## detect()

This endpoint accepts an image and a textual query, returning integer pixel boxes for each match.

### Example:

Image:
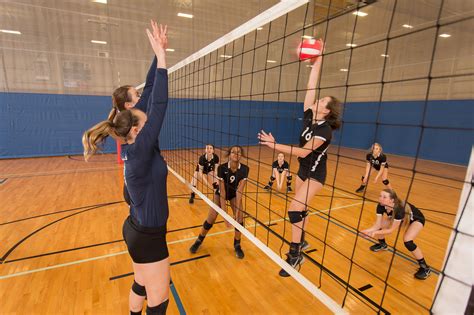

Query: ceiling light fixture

[381,54,389,57]
[166,48,175,52]
[340,68,349,72]
[302,35,314,39]
[353,11,368,17]
[177,13,193,19]
[402,24,414,29]
[256,27,263,31]
[91,40,107,44]
[92,0,107,4]
[266,60,277,63]
[220,55,232,58]
[346,43,357,47]
[0,29,21,35]
[439,33,451,38]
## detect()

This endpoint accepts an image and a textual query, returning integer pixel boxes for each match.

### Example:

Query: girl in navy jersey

[264,152,293,193]
[189,146,249,259]
[189,144,220,204]
[360,189,431,280]
[258,40,342,277]
[83,21,171,314]
[355,143,392,193]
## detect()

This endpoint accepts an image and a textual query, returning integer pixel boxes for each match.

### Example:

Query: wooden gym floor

[0,146,466,314]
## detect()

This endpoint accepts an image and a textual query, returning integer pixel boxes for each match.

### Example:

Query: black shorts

[297,164,326,185]
[195,164,213,175]
[122,215,168,264]
[409,206,426,226]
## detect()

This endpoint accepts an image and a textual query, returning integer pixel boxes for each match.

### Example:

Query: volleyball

[297,38,323,61]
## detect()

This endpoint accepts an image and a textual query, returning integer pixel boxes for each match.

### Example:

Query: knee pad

[382,179,390,185]
[146,300,169,315]
[131,280,146,297]
[203,220,213,231]
[270,176,276,181]
[404,240,417,252]
[288,211,303,224]
[287,175,292,181]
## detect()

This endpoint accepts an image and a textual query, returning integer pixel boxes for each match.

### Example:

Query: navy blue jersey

[134,56,157,113]
[298,109,332,173]
[121,68,169,228]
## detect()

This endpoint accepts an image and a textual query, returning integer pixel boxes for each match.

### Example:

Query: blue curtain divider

[1,92,472,165]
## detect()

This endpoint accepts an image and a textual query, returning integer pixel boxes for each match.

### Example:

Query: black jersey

[366,153,388,171]
[198,153,219,174]
[272,160,289,173]
[376,203,424,224]
[217,162,249,200]
[298,109,332,173]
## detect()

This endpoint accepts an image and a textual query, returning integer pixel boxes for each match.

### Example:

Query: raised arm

[134,56,157,113]
[133,21,168,150]
[303,39,324,112]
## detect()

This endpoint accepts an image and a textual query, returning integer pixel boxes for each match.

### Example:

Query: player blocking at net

[258,39,342,277]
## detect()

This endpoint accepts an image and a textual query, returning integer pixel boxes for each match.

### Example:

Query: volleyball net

[142,0,473,313]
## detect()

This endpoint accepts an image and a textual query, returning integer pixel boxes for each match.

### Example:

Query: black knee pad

[270,176,276,181]
[212,182,219,190]
[382,179,390,185]
[404,240,417,252]
[131,280,146,297]
[203,220,213,231]
[287,175,292,181]
[288,211,303,224]
[146,300,169,315]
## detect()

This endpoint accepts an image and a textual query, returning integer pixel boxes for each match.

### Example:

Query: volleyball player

[360,189,431,280]
[83,21,171,314]
[258,40,343,277]
[189,144,220,204]
[264,152,292,193]
[355,143,392,193]
[189,146,249,259]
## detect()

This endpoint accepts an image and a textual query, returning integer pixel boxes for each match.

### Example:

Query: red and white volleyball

[297,39,322,61]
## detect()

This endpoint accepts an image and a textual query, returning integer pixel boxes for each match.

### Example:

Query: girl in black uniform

[355,143,392,193]
[189,144,220,204]
[360,189,431,280]
[264,152,293,193]
[83,21,171,314]
[258,40,342,277]
[189,146,249,259]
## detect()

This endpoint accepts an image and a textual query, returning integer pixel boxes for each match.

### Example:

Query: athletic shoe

[286,187,292,193]
[285,240,310,255]
[279,253,305,277]
[234,245,245,259]
[189,239,202,254]
[189,192,195,204]
[355,185,366,193]
[414,267,431,280]
[369,243,388,252]
[264,185,271,191]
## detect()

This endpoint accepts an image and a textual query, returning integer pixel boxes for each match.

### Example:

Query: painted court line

[0,202,358,280]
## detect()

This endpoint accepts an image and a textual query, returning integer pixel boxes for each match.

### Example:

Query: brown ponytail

[325,96,343,130]
[82,109,140,161]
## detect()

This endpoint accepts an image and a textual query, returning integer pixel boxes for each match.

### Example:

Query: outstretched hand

[258,130,276,148]
[146,20,168,57]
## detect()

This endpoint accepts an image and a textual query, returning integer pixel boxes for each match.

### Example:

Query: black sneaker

[189,240,202,254]
[414,267,431,280]
[234,246,245,259]
[355,185,366,193]
[286,186,292,193]
[189,193,195,204]
[264,185,271,191]
[285,240,310,255]
[369,243,388,252]
[279,253,305,277]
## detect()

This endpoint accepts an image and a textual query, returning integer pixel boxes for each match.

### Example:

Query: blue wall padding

[0,92,472,165]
